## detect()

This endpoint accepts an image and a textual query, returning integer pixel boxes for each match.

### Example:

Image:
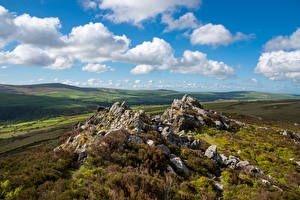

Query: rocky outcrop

[161,94,232,132]
[56,95,243,177]
[279,130,300,144]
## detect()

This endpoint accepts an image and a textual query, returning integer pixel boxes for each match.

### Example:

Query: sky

[0,0,300,93]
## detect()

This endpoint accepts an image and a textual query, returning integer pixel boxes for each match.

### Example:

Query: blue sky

[0,0,300,93]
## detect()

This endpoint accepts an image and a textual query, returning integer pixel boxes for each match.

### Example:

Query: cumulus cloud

[162,12,199,32]
[190,23,251,46]
[171,50,236,79]
[0,6,64,48]
[82,63,114,73]
[264,28,300,51]
[57,22,130,63]
[250,78,259,84]
[135,80,141,84]
[0,5,129,70]
[118,37,235,79]
[256,29,300,81]
[79,0,97,10]
[255,50,300,81]
[117,37,175,69]
[0,5,235,79]
[97,0,201,26]
[130,65,155,74]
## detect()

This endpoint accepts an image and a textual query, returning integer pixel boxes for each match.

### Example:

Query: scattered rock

[147,139,155,146]
[214,183,223,191]
[157,144,171,154]
[78,149,87,161]
[190,139,201,150]
[167,165,176,174]
[170,157,190,175]
[261,179,271,186]
[205,145,222,164]
[128,135,143,143]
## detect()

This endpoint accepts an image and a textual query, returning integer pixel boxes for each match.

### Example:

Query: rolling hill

[0,83,300,122]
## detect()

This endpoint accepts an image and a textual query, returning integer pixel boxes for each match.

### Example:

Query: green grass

[1,83,300,123]
[0,113,92,134]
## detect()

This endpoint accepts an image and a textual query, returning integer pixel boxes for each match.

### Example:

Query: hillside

[0,83,300,122]
[0,95,299,199]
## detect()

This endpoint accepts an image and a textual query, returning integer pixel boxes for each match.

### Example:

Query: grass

[202,100,300,123]
[0,113,92,135]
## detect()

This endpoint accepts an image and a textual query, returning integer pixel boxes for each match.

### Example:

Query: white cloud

[60,22,130,63]
[135,80,141,84]
[264,28,300,51]
[256,29,300,81]
[119,37,235,79]
[97,0,201,26]
[0,5,129,70]
[190,23,251,46]
[0,44,54,66]
[162,12,199,32]
[79,0,97,10]
[250,78,259,84]
[0,65,7,69]
[82,63,114,73]
[0,5,235,80]
[117,37,175,69]
[171,50,236,79]
[255,50,300,81]
[130,65,155,74]
[0,5,64,48]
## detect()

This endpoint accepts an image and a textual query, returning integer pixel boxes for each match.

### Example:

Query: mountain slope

[1,95,299,199]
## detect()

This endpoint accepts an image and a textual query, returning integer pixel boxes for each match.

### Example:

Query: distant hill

[0,83,299,122]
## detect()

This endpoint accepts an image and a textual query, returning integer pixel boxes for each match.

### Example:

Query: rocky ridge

[55,95,288,192]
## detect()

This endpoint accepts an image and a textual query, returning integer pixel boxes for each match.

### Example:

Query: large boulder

[205,145,222,164]
[161,94,231,132]
[170,156,190,175]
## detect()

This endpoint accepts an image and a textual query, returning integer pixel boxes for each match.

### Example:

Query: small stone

[157,144,171,154]
[128,135,143,143]
[78,150,87,161]
[236,161,250,168]
[267,175,272,179]
[214,183,223,191]
[170,157,190,175]
[262,179,271,186]
[147,139,155,146]
[167,165,176,174]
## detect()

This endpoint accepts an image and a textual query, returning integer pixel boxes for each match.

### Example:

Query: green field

[1,83,300,122]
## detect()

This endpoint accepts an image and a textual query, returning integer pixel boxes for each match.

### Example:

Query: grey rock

[236,161,250,169]
[296,161,300,167]
[157,144,171,154]
[280,130,293,137]
[220,154,228,164]
[205,145,222,164]
[167,164,176,174]
[147,139,155,146]
[128,135,143,143]
[78,150,87,161]
[170,157,190,175]
[190,139,201,150]
[214,183,223,191]
[261,179,271,186]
